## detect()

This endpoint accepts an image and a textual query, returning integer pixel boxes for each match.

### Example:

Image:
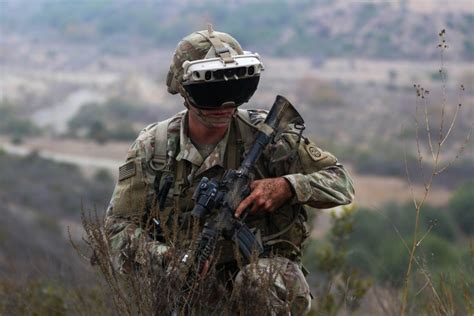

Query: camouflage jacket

[105,109,354,273]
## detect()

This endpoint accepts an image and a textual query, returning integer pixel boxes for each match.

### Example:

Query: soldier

[105,26,354,315]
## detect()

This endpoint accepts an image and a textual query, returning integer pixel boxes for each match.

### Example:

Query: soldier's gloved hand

[234,177,294,218]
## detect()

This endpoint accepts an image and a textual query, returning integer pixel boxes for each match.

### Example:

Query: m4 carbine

[187,95,304,281]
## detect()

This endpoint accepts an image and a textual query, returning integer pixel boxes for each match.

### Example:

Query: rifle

[185,95,304,285]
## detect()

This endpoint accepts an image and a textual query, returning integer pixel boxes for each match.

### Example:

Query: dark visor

[183,76,260,108]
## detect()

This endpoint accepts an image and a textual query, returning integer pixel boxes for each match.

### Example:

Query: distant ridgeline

[3,0,473,61]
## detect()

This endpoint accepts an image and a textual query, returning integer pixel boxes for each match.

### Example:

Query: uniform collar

[175,112,231,176]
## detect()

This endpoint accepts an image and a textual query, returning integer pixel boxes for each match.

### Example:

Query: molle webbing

[196,31,234,63]
[152,117,174,169]
[151,117,175,210]
[225,119,242,170]
[150,111,305,258]
[236,109,302,252]
[235,109,257,152]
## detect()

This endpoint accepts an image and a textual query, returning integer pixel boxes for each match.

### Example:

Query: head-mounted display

[182,53,264,108]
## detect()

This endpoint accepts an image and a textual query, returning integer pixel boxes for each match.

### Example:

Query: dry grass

[74,208,291,315]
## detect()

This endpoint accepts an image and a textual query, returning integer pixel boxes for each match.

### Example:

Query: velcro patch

[305,143,324,161]
[118,161,136,181]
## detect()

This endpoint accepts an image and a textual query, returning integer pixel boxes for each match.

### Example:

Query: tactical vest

[147,110,310,264]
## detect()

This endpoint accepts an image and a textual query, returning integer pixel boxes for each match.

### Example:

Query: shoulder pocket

[118,161,136,181]
[299,140,337,172]
[304,142,326,162]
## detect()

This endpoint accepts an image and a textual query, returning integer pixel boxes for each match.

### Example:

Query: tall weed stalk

[400,29,472,316]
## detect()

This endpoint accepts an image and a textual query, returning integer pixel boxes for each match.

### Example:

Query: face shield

[181,52,264,109]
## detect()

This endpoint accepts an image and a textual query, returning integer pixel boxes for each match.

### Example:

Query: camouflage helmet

[166,28,244,96]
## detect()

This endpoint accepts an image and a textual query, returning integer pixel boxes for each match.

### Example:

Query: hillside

[1,0,474,314]
[1,0,473,61]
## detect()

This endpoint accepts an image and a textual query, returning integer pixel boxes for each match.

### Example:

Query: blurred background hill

[1,0,473,314]
[2,0,474,60]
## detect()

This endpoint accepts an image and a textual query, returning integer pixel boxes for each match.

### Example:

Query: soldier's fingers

[264,200,273,212]
[250,200,260,214]
[235,194,255,218]
[255,196,266,208]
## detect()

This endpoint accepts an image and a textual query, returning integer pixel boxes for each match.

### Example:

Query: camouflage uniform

[234,257,312,315]
[105,107,354,313]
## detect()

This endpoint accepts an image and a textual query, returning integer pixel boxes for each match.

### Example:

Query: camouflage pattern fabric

[104,108,354,304]
[175,111,232,178]
[234,257,311,315]
[166,30,244,96]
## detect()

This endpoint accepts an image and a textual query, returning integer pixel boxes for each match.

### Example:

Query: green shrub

[449,182,474,235]
[347,203,460,286]
[376,240,407,285]
[0,103,42,138]
[67,98,155,142]
[303,207,372,314]
[421,205,458,242]
[0,152,114,217]
[419,235,461,271]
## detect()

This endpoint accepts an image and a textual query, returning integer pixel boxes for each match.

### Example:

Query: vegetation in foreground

[0,26,472,315]
[0,149,472,315]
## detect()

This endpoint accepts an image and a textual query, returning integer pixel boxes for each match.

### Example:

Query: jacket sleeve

[265,130,355,209]
[104,124,168,273]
